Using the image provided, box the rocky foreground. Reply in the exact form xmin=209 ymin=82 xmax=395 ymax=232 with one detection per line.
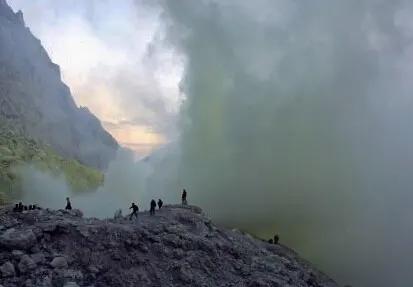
xmin=0 ymin=205 xmax=338 ymax=287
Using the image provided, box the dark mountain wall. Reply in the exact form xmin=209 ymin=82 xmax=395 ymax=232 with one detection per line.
xmin=0 ymin=0 xmax=118 ymax=169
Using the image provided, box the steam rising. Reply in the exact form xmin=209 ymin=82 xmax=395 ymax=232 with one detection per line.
xmin=14 ymin=0 xmax=413 ymax=286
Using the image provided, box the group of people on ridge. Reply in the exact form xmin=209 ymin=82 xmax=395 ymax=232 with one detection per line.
xmin=12 ymin=202 xmax=39 ymax=212
xmin=11 ymin=189 xmax=280 ymax=245
xmin=129 ymin=189 xmax=187 ymax=220
xmin=11 ymin=189 xmax=186 ymax=221
xmin=13 ymin=198 xmax=72 ymax=212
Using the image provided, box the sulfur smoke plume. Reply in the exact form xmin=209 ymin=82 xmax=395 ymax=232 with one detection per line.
xmin=148 ymin=1 xmax=413 ymax=286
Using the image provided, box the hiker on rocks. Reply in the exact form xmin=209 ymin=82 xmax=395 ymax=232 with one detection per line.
xmin=13 ymin=203 xmax=19 ymax=212
xmin=29 ymin=205 xmax=33 ymax=210
xmin=65 ymin=197 xmax=72 ymax=210
xmin=129 ymin=203 xmax=139 ymax=220
xmin=182 ymin=189 xmax=187 ymax=205
xmin=150 ymin=199 xmax=157 ymax=215
xmin=157 ymin=199 xmax=163 ymax=209
xmin=273 ymin=234 xmax=279 ymax=244
xmin=18 ymin=202 xmax=23 ymax=212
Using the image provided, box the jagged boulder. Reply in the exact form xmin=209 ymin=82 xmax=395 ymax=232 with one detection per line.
xmin=50 ymin=257 xmax=68 ymax=269
xmin=0 ymin=228 xmax=36 ymax=250
xmin=17 ymin=255 xmax=36 ymax=274
xmin=0 ymin=261 xmax=15 ymax=277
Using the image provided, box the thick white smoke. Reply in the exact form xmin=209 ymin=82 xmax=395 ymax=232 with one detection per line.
xmin=18 ymin=147 xmax=182 ymax=218
xmin=148 ymin=1 xmax=413 ymax=286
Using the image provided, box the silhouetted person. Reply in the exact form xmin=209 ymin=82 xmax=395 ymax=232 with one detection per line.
xmin=65 ymin=197 xmax=72 ymax=210
xmin=157 ymin=199 xmax=163 ymax=209
xmin=150 ymin=199 xmax=156 ymax=215
xmin=129 ymin=203 xmax=139 ymax=220
xmin=29 ymin=205 xmax=33 ymax=210
xmin=114 ymin=209 xmax=123 ymax=220
xmin=268 ymin=238 xmax=274 ymax=244
xmin=13 ymin=204 xmax=19 ymax=212
xmin=182 ymin=189 xmax=187 ymax=205
xmin=18 ymin=202 xmax=23 ymax=212
xmin=23 ymin=205 xmax=28 ymax=211
xmin=273 ymin=234 xmax=279 ymax=244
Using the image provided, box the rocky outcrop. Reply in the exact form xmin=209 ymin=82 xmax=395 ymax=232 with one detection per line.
xmin=0 ymin=205 xmax=338 ymax=287
xmin=0 ymin=0 xmax=118 ymax=169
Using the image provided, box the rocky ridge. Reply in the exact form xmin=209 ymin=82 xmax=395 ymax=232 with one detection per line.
xmin=0 ymin=205 xmax=338 ymax=287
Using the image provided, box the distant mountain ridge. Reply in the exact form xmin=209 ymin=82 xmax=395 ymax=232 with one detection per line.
xmin=0 ymin=0 xmax=118 ymax=170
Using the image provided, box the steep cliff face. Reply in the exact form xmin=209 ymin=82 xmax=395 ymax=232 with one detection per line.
xmin=0 ymin=0 xmax=118 ymax=170
xmin=0 ymin=205 xmax=339 ymax=287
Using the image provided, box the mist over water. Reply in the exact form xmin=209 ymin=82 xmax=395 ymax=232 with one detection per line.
xmin=15 ymin=0 xmax=413 ymax=286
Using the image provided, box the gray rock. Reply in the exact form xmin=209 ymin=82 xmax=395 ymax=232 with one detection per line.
xmin=87 ymin=266 xmax=99 ymax=274
xmin=24 ymin=279 xmax=33 ymax=287
xmin=65 ymin=209 xmax=83 ymax=218
xmin=0 ymin=228 xmax=36 ymax=250
xmin=31 ymin=253 xmax=45 ymax=264
xmin=50 ymin=257 xmax=68 ymax=269
xmin=11 ymin=250 xmax=24 ymax=259
xmin=0 ymin=261 xmax=15 ymax=277
xmin=18 ymin=255 xmax=36 ymax=273
xmin=63 ymin=282 xmax=79 ymax=287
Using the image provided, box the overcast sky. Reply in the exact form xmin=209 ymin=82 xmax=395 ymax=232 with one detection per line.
xmin=8 ymin=0 xmax=183 ymax=156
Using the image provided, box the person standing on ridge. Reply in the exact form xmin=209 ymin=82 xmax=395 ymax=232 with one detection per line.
xmin=129 ymin=202 xmax=139 ymax=220
xmin=65 ymin=197 xmax=72 ymax=210
xmin=182 ymin=189 xmax=187 ymax=205
xmin=150 ymin=199 xmax=157 ymax=215
xmin=273 ymin=234 xmax=279 ymax=244
xmin=157 ymin=199 xmax=163 ymax=209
